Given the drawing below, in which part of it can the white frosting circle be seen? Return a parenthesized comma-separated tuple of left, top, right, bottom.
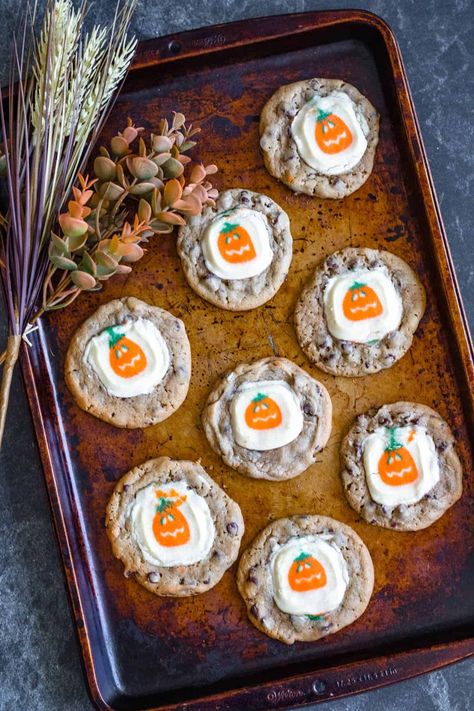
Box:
(230, 380, 303, 451)
(323, 268, 403, 343)
(201, 207, 273, 280)
(85, 319, 170, 398)
(130, 481, 215, 567)
(363, 425, 440, 506)
(291, 91, 368, 175)
(271, 535, 349, 616)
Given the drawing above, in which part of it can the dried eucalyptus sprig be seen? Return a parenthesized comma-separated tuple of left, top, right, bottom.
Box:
(92, 113, 218, 233)
(43, 174, 150, 310)
(0, 0, 138, 446)
(40, 114, 218, 314)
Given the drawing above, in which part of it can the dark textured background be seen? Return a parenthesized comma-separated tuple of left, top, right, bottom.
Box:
(0, 1, 473, 710)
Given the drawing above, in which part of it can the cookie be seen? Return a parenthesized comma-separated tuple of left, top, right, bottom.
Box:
(237, 515, 374, 644)
(202, 357, 332, 481)
(260, 78, 379, 198)
(105, 457, 244, 596)
(340, 402, 463, 531)
(294, 247, 426, 377)
(177, 189, 292, 310)
(65, 297, 191, 428)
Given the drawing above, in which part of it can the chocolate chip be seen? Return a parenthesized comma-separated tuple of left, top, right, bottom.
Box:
(326, 255, 338, 273)
(226, 522, 239, 535)
(147, 572, 159, 583)
(315, 332, 329, 347)
(248, 574, 258, 584)
(303, 402, 315, 417)
(378, 415, 391, 426)
(340, 341, 353, 355)
(203, 578, 210, 585)
(124, 570, 136, 579)
(240, 193, 250, 205)
(437, 440, 449, 453)
(250, 604, 259, 618)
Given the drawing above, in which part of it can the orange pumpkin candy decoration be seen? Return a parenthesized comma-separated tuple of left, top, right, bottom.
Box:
(288, 552, 327, 592)
(245, 392, 282, 430)
(342, 281, 383, 321)
(378, 428, 418, 486)
(106, 326, 147, 378)
(314, 108, 353, 154)
(152, 489, 190, 547)
(217, 222, 256, 264)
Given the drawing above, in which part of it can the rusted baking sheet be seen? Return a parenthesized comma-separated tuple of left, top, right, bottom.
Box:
(18, 10, 474, 711)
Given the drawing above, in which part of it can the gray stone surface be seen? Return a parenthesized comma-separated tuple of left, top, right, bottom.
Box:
(0, 1, 473, 710)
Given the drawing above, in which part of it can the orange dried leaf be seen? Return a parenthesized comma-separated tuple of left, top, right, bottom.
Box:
(163, 179, 182, 207)
(120, 243, 144, 262)
(155, 211, 186, 225)
(190, 164, 206, 184)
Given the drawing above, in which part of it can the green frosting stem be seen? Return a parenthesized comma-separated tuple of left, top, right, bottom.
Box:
(315, 108, 332, 123)
(105, 325, 125, 348)
(385, 427, 403, 452)
(220, 221, 240, 235)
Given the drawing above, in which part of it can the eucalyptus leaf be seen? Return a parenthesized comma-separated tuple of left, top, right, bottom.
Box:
(161, 157, 184, 178)
(180, 140, 197, 152)
(99, 181, 124, 201)
(67, 232, 88, 252)
(95, 263, 117, 279)
(50, 233, 69, 255)
(128, 182, 156, 196)
(50, 254, 78, 270)
(95, 251, 118, 269)
(71, 270, 97, 290)
(80, 252, 97, 276)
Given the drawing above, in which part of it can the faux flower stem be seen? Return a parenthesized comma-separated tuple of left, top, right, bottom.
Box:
(0, 335, 21, 446)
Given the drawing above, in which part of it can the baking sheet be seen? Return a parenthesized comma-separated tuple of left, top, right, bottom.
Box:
(19, 10, 474, 710)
